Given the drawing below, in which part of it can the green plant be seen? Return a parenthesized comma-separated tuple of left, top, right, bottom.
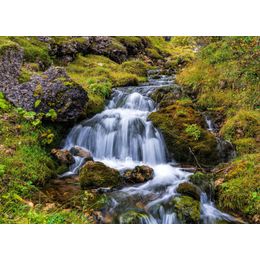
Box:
(185, 124, 201, 140)
(45, 109, 57, 121)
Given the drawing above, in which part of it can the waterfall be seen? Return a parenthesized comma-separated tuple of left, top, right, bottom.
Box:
(62, 71, 236, 224)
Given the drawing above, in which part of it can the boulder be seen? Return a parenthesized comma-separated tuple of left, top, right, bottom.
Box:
(170, 196, 200, 224)
(148, 100, 222, 167)
(4, 67, 88, 122)
(88, 36, 127, 63)
(176, 182, 201, 201)
(70, 146, 93, 161)
(79, 161, 122, 189)
(49, 37, 91, 63)
(123, 165, 154, 184)
(51, 149, 75, 165)
(0, 41, 23, 92)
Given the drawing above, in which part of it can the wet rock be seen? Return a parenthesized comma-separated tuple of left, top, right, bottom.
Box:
(5, 67, 88, 122)
(51, 149, 75, 165)
(123, 165, 154, 184)
(176, 182, 201, 201)
(79, 161, 122, 189)
(70, 146, 93, 161)
(118, 209, 149, 224)
(0, 41, 23, 92)
(170, 196, 200, 224)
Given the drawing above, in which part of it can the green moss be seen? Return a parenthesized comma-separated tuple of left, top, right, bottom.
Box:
(148, 102, 219, 166)
(18, 67, 32, 84)
(121, 59, 149, 77)
(170, 196, 200, 223)
(234, 138, 258, 156)
(214, 154, 260, 222)
(79, 161, 122, 189)
(0, 92, 11, 111)
(220, 109, 260, 142)
(0, 37, 20, 55)
(9, 36, 52, 69)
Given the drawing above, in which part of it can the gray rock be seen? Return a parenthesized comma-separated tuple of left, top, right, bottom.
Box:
(4, 66, 88, 122)
(0, 43, 23, 92)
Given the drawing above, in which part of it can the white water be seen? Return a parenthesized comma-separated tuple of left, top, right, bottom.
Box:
(63, 71, 235, 224)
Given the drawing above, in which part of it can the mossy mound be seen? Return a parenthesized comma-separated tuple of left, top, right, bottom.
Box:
(170, 196, 200, 223)
(220, 109, 260, 154)
(176, 182, 201, 201)
(148, 100, 220, 166)
(79, 161, 122, 189)
(214, 153, 260, 223)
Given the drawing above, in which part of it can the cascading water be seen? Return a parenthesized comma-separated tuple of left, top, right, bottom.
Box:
(62, 71, 236, 224)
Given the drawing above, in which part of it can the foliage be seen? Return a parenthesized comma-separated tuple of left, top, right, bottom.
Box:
(185, 124, 201, 140)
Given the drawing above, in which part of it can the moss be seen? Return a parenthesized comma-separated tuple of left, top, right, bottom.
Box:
(220, 109, 260, 142)
(234, 138, 258, 156)
(0, 92, 11, 111)
(190, 171, 213, 195)
(214, 154, 260, 222)
(9, 36, 52, 69)
(66, 54, 146, 116)
(18, 67, 32, 84)
(170, 196, 200, 223)
(148, 101, 219, 166)
(79, 161, 122, 189)
(121, 59, 149, 77)
(0, 37, 20, 55)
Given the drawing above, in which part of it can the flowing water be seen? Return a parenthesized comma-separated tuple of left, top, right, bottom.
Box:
(62, 71, 236, 224)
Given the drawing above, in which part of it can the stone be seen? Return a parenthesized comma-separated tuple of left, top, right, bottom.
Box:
(0, 42, 23, 92)
(4, 67, 88, 122)
(79, 161, 122, 189)
(51, 149, 75, 165)
(123, 165, 154, 184)
(70, 146, 93, 161)
(170, 196, 201, 224)
(176, 182, 201, 201)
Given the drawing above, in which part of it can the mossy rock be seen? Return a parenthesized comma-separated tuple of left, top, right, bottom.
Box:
(148, 101, 220, 166)
(170, 196, 200, 224)
(176, 182, 201, 201)
(118, 209, 149, 224)
(214, 153, 260, 223)
(189, 171, 213, 195)
(79, 161, 122, 189)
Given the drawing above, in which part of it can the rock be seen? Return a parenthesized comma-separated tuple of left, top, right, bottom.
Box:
(70, 146, 93, 161)
(170, 196, 200, 224)
(123, 165, 154, 184)
(79, 161, 122, 189)
(88, 36, 127, 63)
(4, 67, 88, 122)
(148, 100, 222, 167)
(51, 149, 75, 165)
(190, 171, 213, 195)
(49, 37, 90, 63)
(0, 41, 23, 92)
(118, 209, 149, 224)
(176, 182, 201, 201)
(149, 85, 183, 108)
